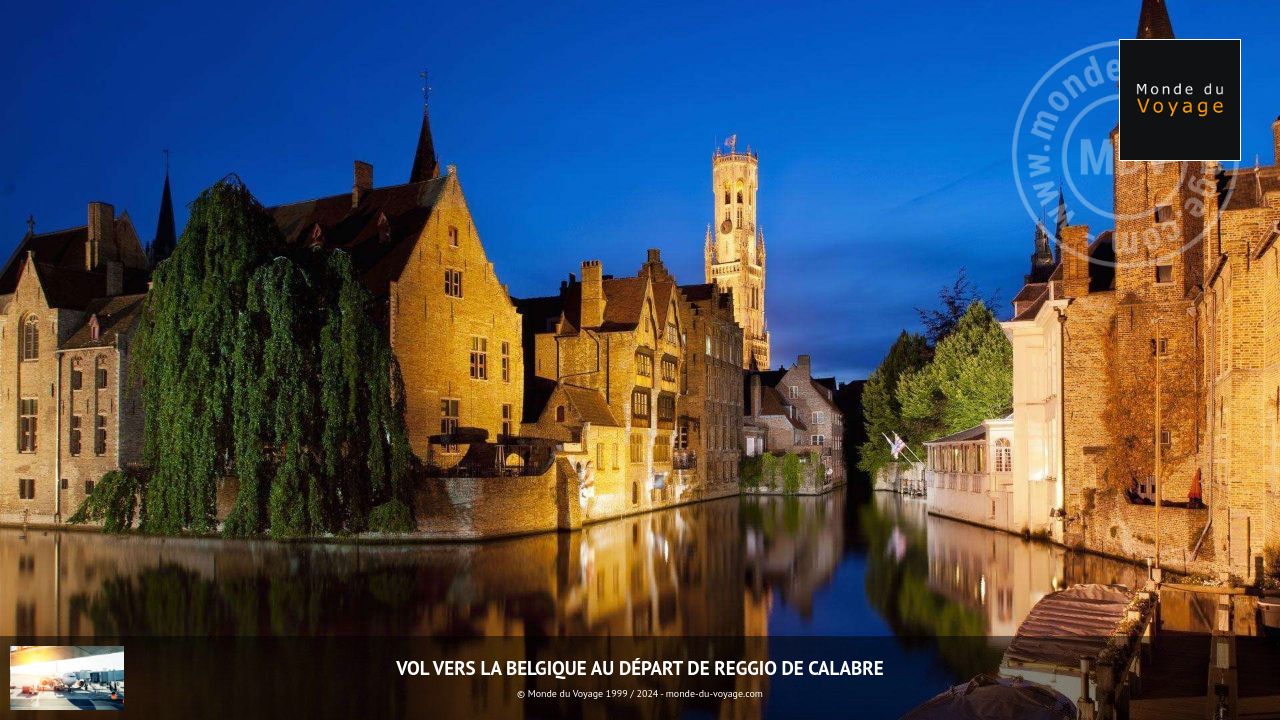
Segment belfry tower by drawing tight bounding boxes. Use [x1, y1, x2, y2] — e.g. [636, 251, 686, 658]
[704, 137, 769, 370]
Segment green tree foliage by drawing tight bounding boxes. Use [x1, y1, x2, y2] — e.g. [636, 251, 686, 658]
[857, 331, 931, 475]
[100, 177, 410, 538]
[66, 469, 146, 532]
[897, 302, 1012, 455]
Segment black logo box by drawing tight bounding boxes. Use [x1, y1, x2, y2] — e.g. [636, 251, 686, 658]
[1119, 38, 1241, 162]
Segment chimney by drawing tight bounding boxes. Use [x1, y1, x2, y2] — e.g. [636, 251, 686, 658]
[105, 261, 123, 296]
[1272, 115, 1280, 165]
[87, 202, 115, 271]
[796, 354, 811, 376]
[580, 260, 605, 328]
[352, 161, 373, 207]
[750, 374, 762, 418]
[647, 248, 661, 264]
[1061, 224, 1092, 298]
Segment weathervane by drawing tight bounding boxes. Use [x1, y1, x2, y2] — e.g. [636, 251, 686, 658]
[419, 70, 430, 104]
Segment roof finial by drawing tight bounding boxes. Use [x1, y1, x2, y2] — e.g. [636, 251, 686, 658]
[419, 69, 430, 106]
[26, 214, 35, 234]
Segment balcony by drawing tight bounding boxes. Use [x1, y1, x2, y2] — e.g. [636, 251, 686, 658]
[673, 450, 697, 471]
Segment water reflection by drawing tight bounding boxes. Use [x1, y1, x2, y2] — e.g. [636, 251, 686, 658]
[3, 487, 1179, 717]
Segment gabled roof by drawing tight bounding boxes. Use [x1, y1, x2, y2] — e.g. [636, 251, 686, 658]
[268, 176, 449, 301]
[561, 385, 621, 427]
[601, 276, 650, 331]
[62, 294, 147, 349]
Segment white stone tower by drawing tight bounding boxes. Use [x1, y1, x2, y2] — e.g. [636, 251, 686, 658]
[704, 137, 769, 370]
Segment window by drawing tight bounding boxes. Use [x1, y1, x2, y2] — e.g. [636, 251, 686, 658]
[501, 342, 511, 382]
[1154, 205, 1174, 223]
[69, 415, 82, 456]
[94, 415, 107, 455]
[661, 357, 677, 382]
[812, 411, 826, 424]
[502, 404, 513, 437]
[723, 191, 730, 205]
[676, 423, 689, 450]
[1155, 264, 1173, 284]
[96, 366, 108, 389]
[18, 398, 37, 453]
[737, 191, 743, 204]
[439, 399, 460, 452]
[61, 478, 69, 490]
[657, 394, 675, 422]
[654, 435, 671, 462]
[1153, 337, 1170, 356]
[635, 352, 653, 378]
[555, 405, 566, 423]
[71, 368, 83, 391]
[788, 385, 798, 399]
[812, 434, 825, 446]
[1159, 429, 1172, 454]
[632, 390, 650, 420]
[469, 337, 488, 379]
[448, 225, 459, 247]
[612, 443, 619, 470]
[630, 433, 645, 463]
[18, 478, 35, 500]
[20, 315, 39, 361]
[994, 438, 1012, 473]
[444, 269, 463, 297]
[85, 479, 96, 495]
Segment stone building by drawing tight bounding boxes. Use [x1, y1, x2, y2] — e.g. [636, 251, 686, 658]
[677, 279, 744, 497]
[744, 355, 845, 489]
[517, 253, 691, 520]
[704, 139, 769, 370]
[923, 417, 1018, 532]
[268, 100, 524, 466]
[0, 201, 152, 525]
[1003, 0, 1280, 581]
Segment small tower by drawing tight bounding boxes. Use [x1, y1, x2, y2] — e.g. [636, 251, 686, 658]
[704, 137, 768, 370]
[1027, 223, 1056, 283]
[410, 71, 440, 183]
[147, 155, 177, 267]
[1136, 0, 1174, 39]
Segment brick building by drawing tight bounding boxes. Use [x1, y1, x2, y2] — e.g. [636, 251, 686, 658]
[0, 200, 153, 525]
[744, 355, 844, 489]
[518, 253, 691, 520]
[676, 279, 744, 496]
[1003, 0, 1280, 581]
[705, 139, 769, 370]
[268, 100, 524, 466]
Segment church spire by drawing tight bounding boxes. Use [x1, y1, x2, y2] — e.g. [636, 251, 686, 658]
[1055, 187, 1068, 244]
[1028, 222, 1056, 283]
[1136, 0, 1174, 39]
[148, 154, 177, 267]
[410, 71, 440, 183]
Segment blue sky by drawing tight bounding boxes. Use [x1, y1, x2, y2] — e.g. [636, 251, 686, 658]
[3, 1, 1279, 380]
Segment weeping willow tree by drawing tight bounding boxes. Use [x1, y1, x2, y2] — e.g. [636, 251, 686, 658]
[104, 177, 410, 538]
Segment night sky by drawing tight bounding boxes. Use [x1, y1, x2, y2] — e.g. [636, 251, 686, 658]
[4, 1, 1280, 380]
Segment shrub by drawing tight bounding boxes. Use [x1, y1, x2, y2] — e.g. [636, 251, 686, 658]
[782, 453, 802, 494]
[739, 455, 763, 489]
[367, 499, 414, 534]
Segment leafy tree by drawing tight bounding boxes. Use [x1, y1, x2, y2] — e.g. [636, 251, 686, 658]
[857, 331, 931, 474]
[915, 268, 999, 344]
[82, 177, 411, 538]
[897, 302, 1012, 455]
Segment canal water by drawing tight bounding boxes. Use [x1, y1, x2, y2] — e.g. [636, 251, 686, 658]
[2, 485, 1202, 717]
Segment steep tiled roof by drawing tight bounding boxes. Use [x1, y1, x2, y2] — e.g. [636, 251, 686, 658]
[62, 294, 147, 349]
[0, 227, 88, 294]
[562, 385, 621, 427]
[268, 177, 448, 301]
[601, 276, 649, 331]
[1219, 167, 1280, 212]
[678, 283, 715, 302]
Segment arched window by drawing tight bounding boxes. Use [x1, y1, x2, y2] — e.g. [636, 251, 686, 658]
[723, 191, 730, 205]
[736, 191, 743, 204]
[20, 315, 39, 361]
[994, 438, 1012, 473]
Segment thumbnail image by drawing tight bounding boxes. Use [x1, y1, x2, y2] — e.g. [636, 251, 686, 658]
[9, 646, 124, 712]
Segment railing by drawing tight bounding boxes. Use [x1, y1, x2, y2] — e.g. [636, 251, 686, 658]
[673, 450, 697, 471]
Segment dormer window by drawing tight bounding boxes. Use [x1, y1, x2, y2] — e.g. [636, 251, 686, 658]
[309, 224, 324, 248]
[89, 315, 101, 342]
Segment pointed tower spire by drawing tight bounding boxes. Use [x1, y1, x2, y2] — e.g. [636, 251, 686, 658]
[1055, 187, 1068, 242]
[148, 154, 177, 267]
[410, 70, 440, 183]
[1028, 222, 1056, 283]
[1136, 0, 1174, 39]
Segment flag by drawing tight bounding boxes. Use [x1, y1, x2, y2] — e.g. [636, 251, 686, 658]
[887, 432, 908, 459]
[724, 134, 737, 149]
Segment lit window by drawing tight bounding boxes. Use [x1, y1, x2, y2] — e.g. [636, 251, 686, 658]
[439, 399, 460, 453]
[20, 315, 39, 361]
[632, 390, 650, 420]
[661, 357, 677, 382]
[469, 337, 488, 379]
[444, 269, 463, 297]
[636, 352, 653, 378]
[502, 404, 513, 437]
[18, 398, 37, 453]
[630, 433, 644, 463]
[994, 438, 1012, 473]
[501, 342, 510, 382]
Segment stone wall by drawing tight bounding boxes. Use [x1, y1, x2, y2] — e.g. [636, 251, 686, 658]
[1077, 487, 1214, 574]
